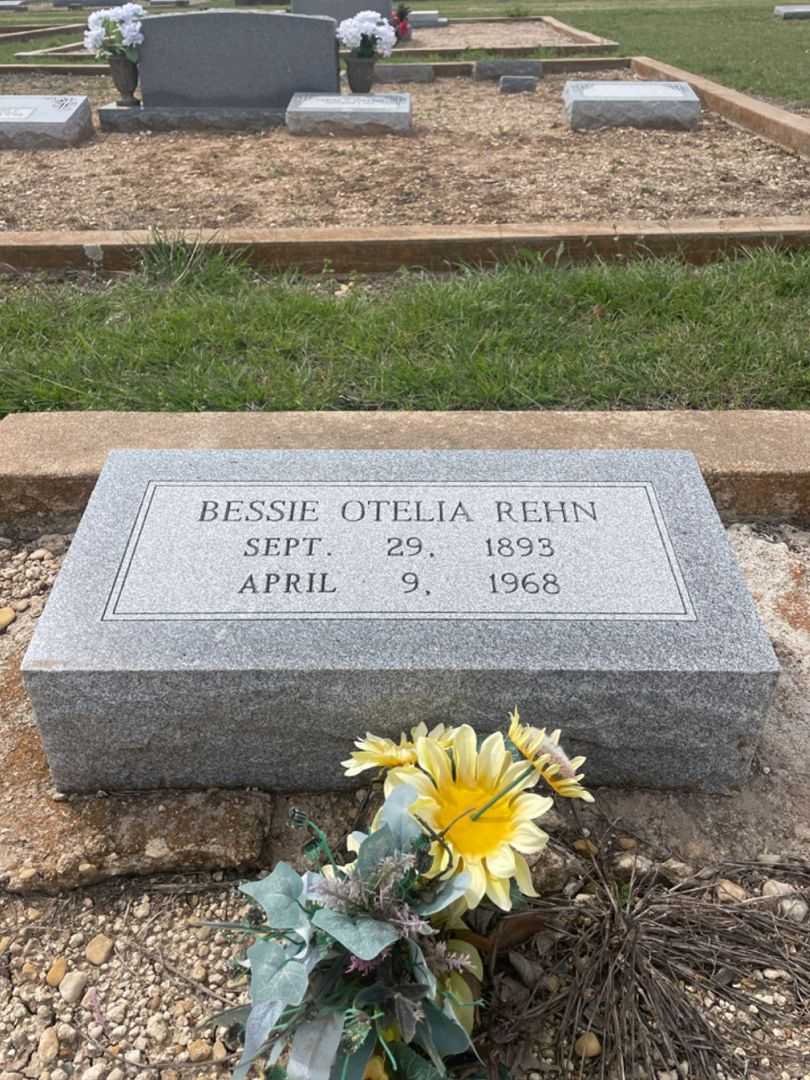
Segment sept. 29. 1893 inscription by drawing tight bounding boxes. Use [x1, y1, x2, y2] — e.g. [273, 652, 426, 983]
[103, 480, 695, 621]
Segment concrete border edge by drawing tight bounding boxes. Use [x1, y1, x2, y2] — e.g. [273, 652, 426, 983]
[1, 411, 808, 523]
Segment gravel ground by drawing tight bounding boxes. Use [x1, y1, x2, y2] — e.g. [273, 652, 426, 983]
[1, 520, 809, 1077]
[1, 71, 810, 231]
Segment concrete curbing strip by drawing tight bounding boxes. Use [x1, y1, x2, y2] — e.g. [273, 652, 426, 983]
[1, 217, 810, 274]
[1, 410, 809, 522]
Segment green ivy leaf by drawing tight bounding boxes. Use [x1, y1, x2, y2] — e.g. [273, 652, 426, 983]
[422, 999, 472, 1056]
[356, 824, 396, 883]
[311, 909, 399, 961]
[205, 1003, 250, 1030]
[287, 1012, 345, 1080]
[378, 784, 424, 851]
[414, 873, 470, 917]
[407, 940, 437, 999]
[241, 863, 308, 932]
[391, 1041, 445, 1080]
[329, 1031, 376, 1080]
[234, 999, 285, 1080]
[248, 940, 309, 1007]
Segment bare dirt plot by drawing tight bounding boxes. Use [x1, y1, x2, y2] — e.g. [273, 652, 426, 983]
[397, 17, 574, 50]
[1, 70, 810, 232]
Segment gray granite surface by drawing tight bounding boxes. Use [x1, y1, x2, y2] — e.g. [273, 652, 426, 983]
[285, 91, 411, 133]
[138, 10, 339, 109]
[374, 62, 434, 83]
[499, 75, 538, 93]
[474, 59, 544, 81]
[0, 95, 92, 148]
[22, 450, 779, 794]
[98, 102, 286, 131]
[408, 10, 445, 25]
[564, 79, 700, 130]
[774, 4, 810, 15]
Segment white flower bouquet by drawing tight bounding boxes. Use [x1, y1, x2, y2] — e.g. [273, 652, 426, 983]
[84, 4, 145, 61]
[336, 9, 397, 58]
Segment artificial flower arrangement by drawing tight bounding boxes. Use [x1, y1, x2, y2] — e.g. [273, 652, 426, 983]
[83, 3, 145, 60]
[336, 9, 398, 57]
[391, 3, 412, 42]
[213, 710, 593, 1079]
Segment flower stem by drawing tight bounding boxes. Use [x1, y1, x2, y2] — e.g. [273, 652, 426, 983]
[470, 764, 536, 821]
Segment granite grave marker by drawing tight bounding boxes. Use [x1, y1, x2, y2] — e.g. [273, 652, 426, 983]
[774, 4, 810, 16]
[99, 9, 340, 131]
[0, 94, 92, 148]
[22, 450, 778, 795]
[564, 79, 700, 130]
[286, 91, 411, 133]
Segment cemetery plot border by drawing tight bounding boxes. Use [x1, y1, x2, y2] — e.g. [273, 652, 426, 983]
[1, 410, 809, 525]
[1, 57, 810, 264]
[2, 218, 810, 276]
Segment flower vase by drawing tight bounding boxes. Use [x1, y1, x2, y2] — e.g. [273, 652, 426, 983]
[108, 55, 140, 108]
[346, 55, 375, 94]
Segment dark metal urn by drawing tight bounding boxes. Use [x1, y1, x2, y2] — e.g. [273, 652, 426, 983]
[346, 55, 375, 94]
[108, 55, 140, 108]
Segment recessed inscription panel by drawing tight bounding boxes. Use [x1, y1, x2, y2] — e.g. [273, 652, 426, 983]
[103, 481, 695, 621]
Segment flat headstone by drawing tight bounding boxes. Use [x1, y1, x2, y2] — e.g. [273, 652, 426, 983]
[474, 59, 543, 81]
[137, 10, 340, 109]
[290, 0, 391, 23]
[98, 102, 287, 131]
[52, 0, 86, 7]
[286, 91, 411, 133]
[373, 62, 434, 83]
[149, 0, 191, 6]
[564, 79, 700, 130]
[774, 4, 810, 16]
[499, 75, 538, 94]
[408, 9, 444, 26]
[22, 449, 778, 795]
[0, 94, 92, 148]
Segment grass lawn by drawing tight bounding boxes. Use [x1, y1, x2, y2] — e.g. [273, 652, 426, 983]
[2, 248, 810, 414]
[560, 0, 810, 103]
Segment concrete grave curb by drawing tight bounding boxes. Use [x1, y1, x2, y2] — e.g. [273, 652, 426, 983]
[1, 411, 809, 523]
[1, 216, 810, 275]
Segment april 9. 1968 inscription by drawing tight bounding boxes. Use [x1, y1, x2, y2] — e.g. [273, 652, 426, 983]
[103, 481, 694, 621]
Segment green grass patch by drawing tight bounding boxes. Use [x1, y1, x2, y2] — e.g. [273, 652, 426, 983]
[0, 31, 90, 64]
[2, 247, 810, 414]
[562, 0, 810, 102]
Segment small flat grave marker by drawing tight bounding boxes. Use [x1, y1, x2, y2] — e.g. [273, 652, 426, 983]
[0, 94, 92, 148]
[286, 91, 411, 133]
[564, 79, 700, 130]
[22, 450, 778, 795]
[408, 9, 446, 26]
[774, 4, 810, 16]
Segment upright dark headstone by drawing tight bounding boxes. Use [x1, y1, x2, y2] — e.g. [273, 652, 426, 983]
[100, 9, 339, 131]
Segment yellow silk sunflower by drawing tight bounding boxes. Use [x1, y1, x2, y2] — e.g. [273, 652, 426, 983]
[508, 708, 594, 802]
[341, 723, 456, 777]
[387, 725, 552, 910]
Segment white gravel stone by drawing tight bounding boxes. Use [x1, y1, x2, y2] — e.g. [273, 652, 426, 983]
[58, 973, 88, 1005]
